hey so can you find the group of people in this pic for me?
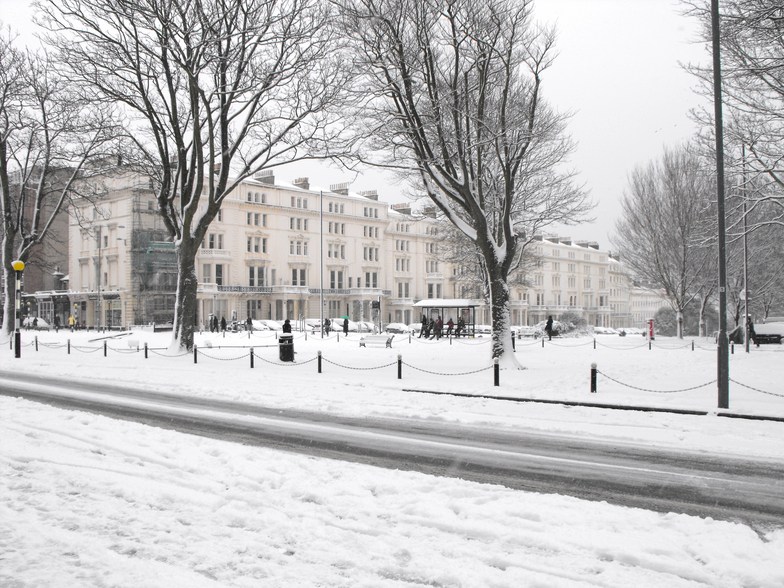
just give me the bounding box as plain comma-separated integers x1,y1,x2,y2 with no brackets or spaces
208,314,228,333
418,315,465,339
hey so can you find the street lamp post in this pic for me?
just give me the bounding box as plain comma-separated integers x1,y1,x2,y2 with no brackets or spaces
11,259,25,358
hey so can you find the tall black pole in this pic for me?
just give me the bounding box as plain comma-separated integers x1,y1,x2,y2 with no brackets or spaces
711,0,730,408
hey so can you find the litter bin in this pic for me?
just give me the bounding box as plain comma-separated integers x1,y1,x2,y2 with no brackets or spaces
279,334,294,362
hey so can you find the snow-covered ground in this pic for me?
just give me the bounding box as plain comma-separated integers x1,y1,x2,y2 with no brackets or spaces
2,328,783,586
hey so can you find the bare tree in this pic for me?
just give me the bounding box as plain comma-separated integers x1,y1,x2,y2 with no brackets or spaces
0,29,116,336
336,0,590,365
685,0,784,230
611,145,716,338
38,0,352,350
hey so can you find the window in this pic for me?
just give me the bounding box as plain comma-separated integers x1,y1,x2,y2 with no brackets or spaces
291,268,306,286
208,234,223,249
330,270,344,289
289,240,308,256
215,264,224,286
365,272,378,288
249,266,266,287
203,264,212,283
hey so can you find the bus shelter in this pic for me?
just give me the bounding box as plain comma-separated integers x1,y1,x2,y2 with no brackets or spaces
413,298,479,337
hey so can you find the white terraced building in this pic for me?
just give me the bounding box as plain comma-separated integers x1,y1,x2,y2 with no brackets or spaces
60,168,666,331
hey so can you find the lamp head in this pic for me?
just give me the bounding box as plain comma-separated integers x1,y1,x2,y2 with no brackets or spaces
11,260,24,272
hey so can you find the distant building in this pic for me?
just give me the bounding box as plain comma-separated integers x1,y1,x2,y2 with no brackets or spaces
45,166,660,330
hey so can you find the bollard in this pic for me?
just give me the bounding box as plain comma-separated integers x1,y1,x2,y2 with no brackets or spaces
144,342,148,359
692,340,694,351
67,339,71,354
511,336,515,351
591,362,597,393
731,341,734,355
35,336,38,351
649,340,652,351
104,340,107,357
194,344,198,364
593,338,596,350
398,354,402,380
337,332,340,342
317,350,322,373
541,338,545,348
493,357,500,386
250,348,254,368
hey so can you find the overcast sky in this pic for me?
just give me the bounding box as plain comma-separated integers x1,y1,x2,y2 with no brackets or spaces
1,0,709,248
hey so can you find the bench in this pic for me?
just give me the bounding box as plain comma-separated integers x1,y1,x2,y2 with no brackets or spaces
359,334,394,348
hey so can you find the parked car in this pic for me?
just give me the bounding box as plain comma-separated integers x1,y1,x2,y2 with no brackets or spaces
754,321,784,344
516,326,542,338
23,317,49,330
385,322,410,334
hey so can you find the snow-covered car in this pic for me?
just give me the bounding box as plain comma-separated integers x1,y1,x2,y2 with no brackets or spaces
592,326,618,335
385,322,410,334
516,326,542,338
407,323,422,335
356,321,375,333
23,317,49,330
753,321,784,344
258,319,283,331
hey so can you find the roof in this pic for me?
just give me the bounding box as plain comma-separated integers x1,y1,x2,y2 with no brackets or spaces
413,298,481,308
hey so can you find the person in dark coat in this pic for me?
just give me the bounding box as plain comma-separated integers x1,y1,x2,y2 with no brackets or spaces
434,316,443,339
343,318,349,335
419,315,427,338
212,315,219,333
747,318,758,347
445,317,454,337
282,319,292,333
324,318,331,334
246,316,253,332
545,316,554,341
220,316,227,332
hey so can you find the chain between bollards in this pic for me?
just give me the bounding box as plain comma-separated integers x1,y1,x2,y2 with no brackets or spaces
590,362,597,393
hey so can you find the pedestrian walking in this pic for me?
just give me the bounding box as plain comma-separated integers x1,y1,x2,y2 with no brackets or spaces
545,316,554,341
282,319,292,333
343,317,349,335
220,316,227,332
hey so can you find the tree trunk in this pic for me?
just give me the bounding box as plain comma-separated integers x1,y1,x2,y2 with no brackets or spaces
172,240,199,351
1,264,16,337
487,266,521,369
1,233,18,337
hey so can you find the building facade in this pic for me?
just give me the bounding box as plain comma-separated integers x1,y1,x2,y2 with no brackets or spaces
53,167,667,331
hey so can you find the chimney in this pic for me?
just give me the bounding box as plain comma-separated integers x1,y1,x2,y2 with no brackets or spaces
293,177,310,190
359,189,378,201
254,169,275,185
559,237,573,245
330,182,350,196
422,205,437,218
589,241,600,250
391,203,412,215
576,240,590,248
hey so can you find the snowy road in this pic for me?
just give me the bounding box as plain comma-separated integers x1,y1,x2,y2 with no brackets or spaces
1,370,782,527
